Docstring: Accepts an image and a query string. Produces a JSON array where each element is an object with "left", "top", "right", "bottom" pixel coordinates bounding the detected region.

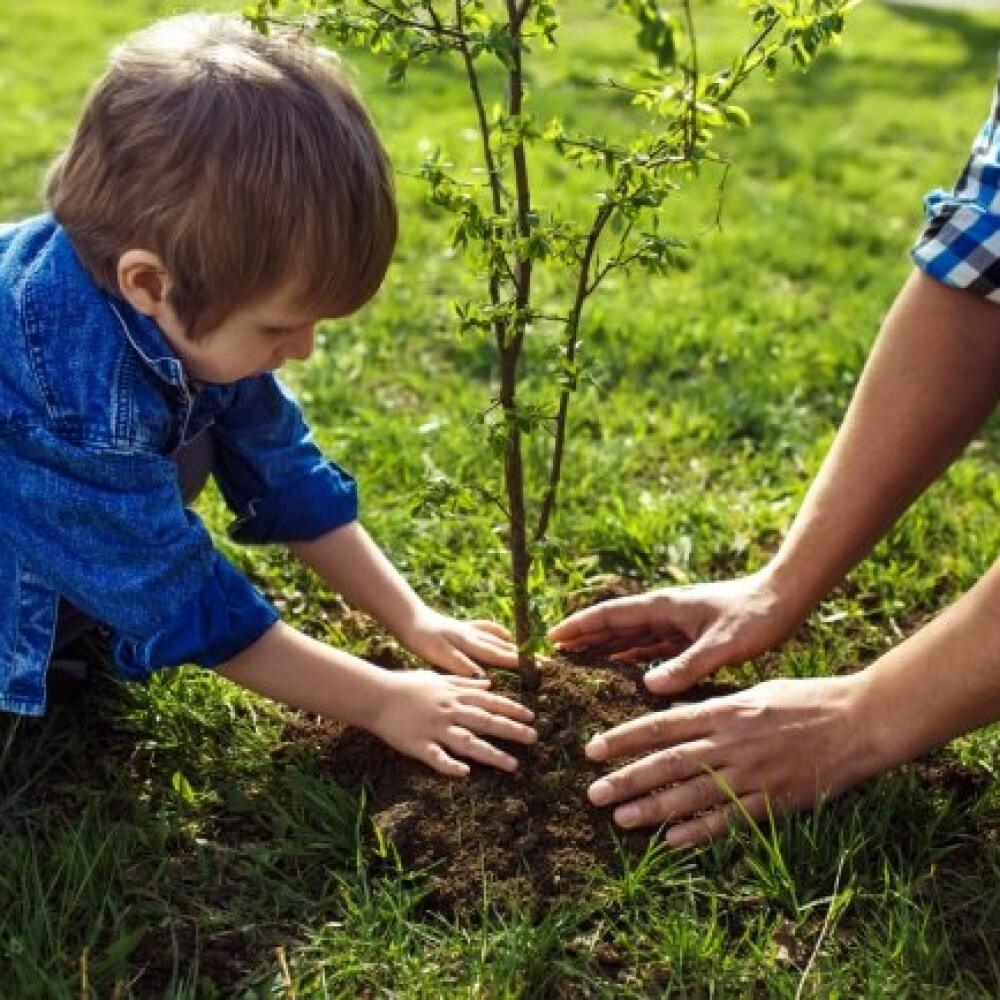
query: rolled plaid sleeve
[
  {"left": 212, "top": 374, "right": 358, "bottom": 544},
  {"left": 912, "top": 75, "right": 1000, "bottom": 302}
]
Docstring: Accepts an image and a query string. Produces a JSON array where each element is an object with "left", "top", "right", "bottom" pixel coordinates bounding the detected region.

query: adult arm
[{"left": 551, "top": 270, "right": 1000, "bottom": 693}]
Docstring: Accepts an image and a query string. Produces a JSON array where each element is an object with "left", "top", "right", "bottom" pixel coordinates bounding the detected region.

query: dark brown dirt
[{"left": 274, "top": 655, "right": 741, "bottom": 914}]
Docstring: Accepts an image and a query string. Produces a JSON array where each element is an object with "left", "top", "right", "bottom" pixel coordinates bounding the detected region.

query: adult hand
[
  {"left": 399, "top": 606, "right": 520, "bottom": 678},
  {"left": 585, "top": 674, "right": 884, "bottom": 846},
  {"left": 370, "top": 671, "right": 537, "bottom": 777},
  {"left": 549, "top": 571, "right": 807, "bottom": 695}
]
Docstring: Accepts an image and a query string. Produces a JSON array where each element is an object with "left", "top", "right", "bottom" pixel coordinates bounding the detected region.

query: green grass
[{"left": 3, "top": 0, "right": 1000, "bottom": 995}]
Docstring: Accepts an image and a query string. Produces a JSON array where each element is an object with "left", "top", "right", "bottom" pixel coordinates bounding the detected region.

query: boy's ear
[{"left": 116, "top": 250, "right": 173, "bottom": 317}]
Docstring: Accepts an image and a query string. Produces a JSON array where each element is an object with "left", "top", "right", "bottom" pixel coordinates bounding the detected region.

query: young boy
[{"left": 0, "top": 13, "right": 536, "bottom": 777}]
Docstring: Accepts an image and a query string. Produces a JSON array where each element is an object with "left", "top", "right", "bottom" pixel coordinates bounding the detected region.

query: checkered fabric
[{"left": 912, "top": 77, "right": 1000, "bottom": 302}]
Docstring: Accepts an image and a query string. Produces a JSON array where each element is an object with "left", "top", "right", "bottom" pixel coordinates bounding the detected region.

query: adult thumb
[{"left": 644, "top": 630, "right": 730, "bottom": 695}]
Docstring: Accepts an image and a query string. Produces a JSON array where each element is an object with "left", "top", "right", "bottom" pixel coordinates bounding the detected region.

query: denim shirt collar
[
  {"left": 103, "top": 293, "right": 189, "bottom": 392},
  {"left": 38, "top": 219, "right": 189, "bottom": 393}
]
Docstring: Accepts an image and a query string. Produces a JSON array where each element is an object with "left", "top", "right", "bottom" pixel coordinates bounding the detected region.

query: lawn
[{"left": 2, "top": 0, "right": 1000, "bottom": 995}]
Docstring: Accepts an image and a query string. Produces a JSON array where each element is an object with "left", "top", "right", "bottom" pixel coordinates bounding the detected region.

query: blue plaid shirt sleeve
[{"left": 912, "top": 76, "right": 1000, "bottom": 301}]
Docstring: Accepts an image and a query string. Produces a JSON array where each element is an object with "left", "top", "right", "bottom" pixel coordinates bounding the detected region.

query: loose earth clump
[{"left": 276, "top": 656, "right": 738, "bottom": 914}]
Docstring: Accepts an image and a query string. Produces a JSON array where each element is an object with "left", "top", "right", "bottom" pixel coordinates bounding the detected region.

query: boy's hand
[
  {"left": 369, "top": 672, "right": 537, "bottom": 776},
  {"left": 399, "top": 606, "right": 521, "bottom": 678}
]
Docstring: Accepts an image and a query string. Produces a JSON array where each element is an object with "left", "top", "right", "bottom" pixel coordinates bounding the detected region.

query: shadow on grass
[
  {"left": 0, "top": 665, "right": 998, "bottom": 996},
  {"left": 0, "top": 671, "right": 369, "bottom": 997},
  {"left": 754, "top": 4, "right": 1000, "bottom": 118}
]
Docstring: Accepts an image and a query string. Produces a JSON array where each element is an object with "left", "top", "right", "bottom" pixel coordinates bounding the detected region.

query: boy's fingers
[
  {"left": 444, "top": 726, "right": 518, "bottom": 772},
  {"left": 423, "top": 743, "right": 470, "bottom": 778},
  {"left": 464, "top": 690, "right": 535, "bottom": 722},
  {"left": 448, "top": 676, "right": 493, "bottom": 689},
  {"left": 456, "top": 706, "right": 537, "bottom": 744}
]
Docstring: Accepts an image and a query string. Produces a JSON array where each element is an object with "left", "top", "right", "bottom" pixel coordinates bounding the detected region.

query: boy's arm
[
  {"left": 289, "top": 522, "right": 520, "bottom": 676},
  {"left": 218, "top": 619, "right": 536, "bottom": 775}
]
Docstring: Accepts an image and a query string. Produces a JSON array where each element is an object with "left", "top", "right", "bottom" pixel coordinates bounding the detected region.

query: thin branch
[
  {"left": 359, "top": 0, "right": 466, "bottom": 40},
  {"left": 510, "top": 0, "right": 533, "bottom": 34},
  {"left": 534, "top": 200, "right": 613, "bottom": 542},
  {"left": 681, "top": 0, "right": 699, "bottom": 157},
  {"left": 713, "top": 161, "right": 732, "bottom": 230},
  {"left": 587, "top": 217, "right": 635, "bottom": 295},
  {"left": 715, "top": 13, "right": 781, "bottom": 101},
  {"left": 455, "top": 1, "right": 504, "bottom": 218}
]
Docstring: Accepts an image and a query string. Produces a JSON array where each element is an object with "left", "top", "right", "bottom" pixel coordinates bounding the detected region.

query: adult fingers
[
  {"left": 420, "top": 742, "right": 471, "bottom": 778},
  {"left": 588, "top": 740, "right": 721, "bottom": 807},
  {"left": 462, "top": 689, "right": 536, "bottom": 723},
  {"left": 456, "top": 705, "right": 538, "bottom": 744},
  {"left": 471, "top": 620, "right": 515, "bottom": 641},
  {"left": 446, "top": 676, "right": 493, "bottom": 689},
  {"left": 665, "top": 791, "right": 770, "bottom": 848},
  {"left": 552, "top": 623, "right": 658, "bottom": 653},
  {"left": 549, "top": 595, "right": 664, "bottom": 645},
  {"left": 608, "top": 634, "right": 691, "bottom": 663},
  {"left": 611, "top": 768, "right": 738, "bottom": 829},
  {"left": 440, "top": 648, "right": 486, "bottom": 679},
  {"left": 643, "top": 628, "right": 734, "bottom": 695},
  {"left": 586, "top": 703, "right": 712, "bottom": 761},
  {"left": 456, "top": 631, "right": 521, "bottom": 669},
  {"left": 444, "top": 726, "right": 518, "bottom": 772}
]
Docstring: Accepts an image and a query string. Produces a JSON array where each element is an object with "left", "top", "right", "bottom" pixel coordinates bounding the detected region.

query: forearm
[
  {"left": 218, "top": 619, "right": 390, "bottom": 728},
  {"left": 289, "top": 521, "right": 424, "bottom": 637},
  {"left": 769, "top": 270, "right": 1000, "bottom": 614},
  {"left": 856, "top": 553, "right": 1000, "bottom": 768}
]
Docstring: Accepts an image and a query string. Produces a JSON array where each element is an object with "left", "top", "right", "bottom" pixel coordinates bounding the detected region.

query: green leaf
[{"left": 171, "top": 771, "right": 197, "bottom": 805}]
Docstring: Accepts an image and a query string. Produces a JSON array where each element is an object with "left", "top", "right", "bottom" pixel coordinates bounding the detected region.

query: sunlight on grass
[{"left": 1, "top": 0, "right": 1000, "bottom": 994}]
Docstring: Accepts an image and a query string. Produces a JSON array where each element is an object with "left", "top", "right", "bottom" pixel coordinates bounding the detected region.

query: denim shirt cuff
[
  {"left": 112, "top": 554, "right": 279, "bottom": 678},
  {"left": 228, "top": 462, "right": 359, "bottom": 544}
]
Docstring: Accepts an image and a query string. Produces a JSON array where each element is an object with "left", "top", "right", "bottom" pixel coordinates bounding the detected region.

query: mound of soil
[{"left": 276, "top": 656, "right": 738, "bottom": 913}]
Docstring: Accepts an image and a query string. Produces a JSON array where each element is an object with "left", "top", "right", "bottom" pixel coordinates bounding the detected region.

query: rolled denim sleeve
[
  {"left": 211, "top": 374, "right": 358, "bottom": 544},
  {"left": 0, "top": 425, "right": 278, "bottom": 679}
]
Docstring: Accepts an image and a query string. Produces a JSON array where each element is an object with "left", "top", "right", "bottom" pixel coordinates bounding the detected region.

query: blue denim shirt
[{"left": 0, "top": 215, "right": 359, "bottom": 715}]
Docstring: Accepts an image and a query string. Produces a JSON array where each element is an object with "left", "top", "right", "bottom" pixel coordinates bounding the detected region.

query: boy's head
[{"left": 47, "top": 14, "right": 397, "bottom": 381}]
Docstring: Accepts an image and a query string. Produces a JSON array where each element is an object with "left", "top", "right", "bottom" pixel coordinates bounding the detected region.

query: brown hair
[{"left": 47, "top": 13, "right": 397, "bottom": 338}]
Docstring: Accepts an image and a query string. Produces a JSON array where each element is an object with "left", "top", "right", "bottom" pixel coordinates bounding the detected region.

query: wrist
[
  {"left": 393, "top": 600, "right": 434, "bottom": 647},
  {"left": 843, "top": 658, "right": 932, "bottom": 780},
  {"left": 758, "top": 553, "right": 831, "bottom": 626},
  {"left": 350, "top": 665, "right": 398, "bottom": 734}
]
